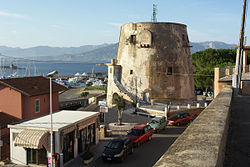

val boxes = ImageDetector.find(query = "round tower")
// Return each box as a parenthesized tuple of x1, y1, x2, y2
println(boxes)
(107, 22, 195, 106)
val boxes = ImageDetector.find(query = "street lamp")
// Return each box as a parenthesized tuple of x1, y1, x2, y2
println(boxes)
(47, 70, 58, 167)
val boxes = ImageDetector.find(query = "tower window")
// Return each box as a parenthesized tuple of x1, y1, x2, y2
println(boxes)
(130, 35, 136, 44)
(130, 70, 133, 75)
(167, 67, 172, 75)
(182, 34, 185, 41)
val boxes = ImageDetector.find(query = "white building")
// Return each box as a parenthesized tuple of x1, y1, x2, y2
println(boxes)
(8, 110, 99, 166)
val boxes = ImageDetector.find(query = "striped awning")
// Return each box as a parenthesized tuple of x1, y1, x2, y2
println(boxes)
(14, 129, 49, 149)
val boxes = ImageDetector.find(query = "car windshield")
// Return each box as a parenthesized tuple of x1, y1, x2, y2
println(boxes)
(128, 129, 141, 136)
(150, 120, 159, 124)
(106, 141, 123, 149)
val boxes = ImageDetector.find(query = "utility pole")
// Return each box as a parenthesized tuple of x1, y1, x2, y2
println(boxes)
(233, 0, 248, 96)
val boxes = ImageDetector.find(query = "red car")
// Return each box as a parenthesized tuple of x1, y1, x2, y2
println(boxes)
(126, 124, 153, 147)
(167, 112, 193, 126)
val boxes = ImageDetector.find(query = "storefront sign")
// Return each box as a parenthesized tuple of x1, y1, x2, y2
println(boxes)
(100, 106, 108, 113)
(98, 101, 107, 106)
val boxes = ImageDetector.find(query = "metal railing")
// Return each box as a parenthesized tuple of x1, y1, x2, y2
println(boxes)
(113, 76, 148, 103)
(219, 65, 250, 78)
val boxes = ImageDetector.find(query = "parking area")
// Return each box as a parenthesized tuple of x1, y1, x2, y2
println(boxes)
(65, 126, 186, 167)
(94, 126, 185, 167)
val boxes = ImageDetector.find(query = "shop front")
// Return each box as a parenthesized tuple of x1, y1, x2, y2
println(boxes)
(77, 123, 96, 154)
(8, 110, 100, 166)
(62, 131, 74, 163)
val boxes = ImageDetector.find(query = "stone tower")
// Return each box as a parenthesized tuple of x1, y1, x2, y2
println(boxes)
(107, 22, 195, 107)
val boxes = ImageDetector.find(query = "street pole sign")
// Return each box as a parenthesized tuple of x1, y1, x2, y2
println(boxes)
(98, 101, 107, 106)
(98, 101, 108, 123)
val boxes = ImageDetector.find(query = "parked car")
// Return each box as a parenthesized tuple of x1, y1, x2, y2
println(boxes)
(148, 116, 167, 133)
(102, 137, 134, 162)
(126, 124, 153, 147)
(167, 112, 193, 126)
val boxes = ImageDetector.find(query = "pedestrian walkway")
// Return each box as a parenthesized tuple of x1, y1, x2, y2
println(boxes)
(64, 140, 110, 167)
(224, 95, 250, 166)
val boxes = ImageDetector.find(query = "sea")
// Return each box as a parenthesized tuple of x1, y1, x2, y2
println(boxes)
(0, 62, 108, 77)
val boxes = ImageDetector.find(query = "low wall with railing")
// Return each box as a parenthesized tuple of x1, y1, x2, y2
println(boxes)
(219, 65, 250, 78)
(154, 86, 232, 167)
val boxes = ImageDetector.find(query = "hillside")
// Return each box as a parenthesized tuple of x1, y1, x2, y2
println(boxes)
(0, 41, 235, 63)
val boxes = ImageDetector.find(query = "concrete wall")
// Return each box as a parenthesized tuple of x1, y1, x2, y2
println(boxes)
(0, 85, 22, 119)
(154, 86, 232, 167)
(10, 128, 27, 165)
(241, 81, 250, 95)
(107, 22, 195, 106)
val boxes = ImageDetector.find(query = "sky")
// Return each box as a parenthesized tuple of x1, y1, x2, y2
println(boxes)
(0, 0, 248, 48)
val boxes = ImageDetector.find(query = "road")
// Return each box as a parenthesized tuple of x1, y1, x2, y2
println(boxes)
(224, 96, 250, 166)
(93, 126, 186, 167)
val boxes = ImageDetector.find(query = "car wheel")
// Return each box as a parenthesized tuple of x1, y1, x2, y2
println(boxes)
(148, 135, 152, 141)
(177, 122, 181, 126)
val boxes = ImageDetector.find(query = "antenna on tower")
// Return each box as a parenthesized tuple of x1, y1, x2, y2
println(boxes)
(151, 4, 157, 22)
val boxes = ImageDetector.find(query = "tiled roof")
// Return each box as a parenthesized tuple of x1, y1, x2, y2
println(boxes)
(0, 76, 68, 96)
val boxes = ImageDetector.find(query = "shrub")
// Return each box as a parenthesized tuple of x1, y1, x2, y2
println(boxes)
(80, 92, 89, 97)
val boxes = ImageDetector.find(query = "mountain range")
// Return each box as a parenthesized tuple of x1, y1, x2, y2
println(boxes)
(0, 41, 235, 63)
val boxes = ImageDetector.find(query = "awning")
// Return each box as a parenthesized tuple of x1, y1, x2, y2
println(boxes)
(14, 129, 49, 150)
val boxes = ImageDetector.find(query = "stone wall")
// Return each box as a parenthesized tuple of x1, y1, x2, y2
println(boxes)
(154, 86, 232, 167)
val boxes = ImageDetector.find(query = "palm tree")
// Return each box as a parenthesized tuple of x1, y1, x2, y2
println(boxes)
(113, 95, 126, 125)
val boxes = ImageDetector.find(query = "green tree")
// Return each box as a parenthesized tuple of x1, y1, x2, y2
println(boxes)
(86, 82, 93, 87)
(192, 48, 237, 90)
(113, 95, 126, 125)
(80, 91, 89, 97)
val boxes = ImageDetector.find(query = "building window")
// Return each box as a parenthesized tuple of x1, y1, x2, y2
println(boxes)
(35, 99, 40, 113)
(27, 148, 47, 165)
(110, 68, 112, 74)
(130, 70, 133, 75)
(167, 67, 172, 75)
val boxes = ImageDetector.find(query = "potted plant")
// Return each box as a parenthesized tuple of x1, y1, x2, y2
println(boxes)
(82, 152, 94, 165)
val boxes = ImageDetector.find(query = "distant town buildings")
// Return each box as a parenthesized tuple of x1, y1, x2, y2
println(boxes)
(107, 22, 195, 106)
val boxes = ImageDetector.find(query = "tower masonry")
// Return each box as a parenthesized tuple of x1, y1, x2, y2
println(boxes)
(107, 22, 195, 107)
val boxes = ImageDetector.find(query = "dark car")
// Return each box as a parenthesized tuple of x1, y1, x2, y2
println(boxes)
(167, 112, 193, 126)
(102, 137, 134, 162)
(126, 124, 153, 147)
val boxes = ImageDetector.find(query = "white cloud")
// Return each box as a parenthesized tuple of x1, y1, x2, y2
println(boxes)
(108, 22, 122, 27)
(0, 10, 26, 19)
(11, 30, 17, 35)
(51, 24, 72, 29)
